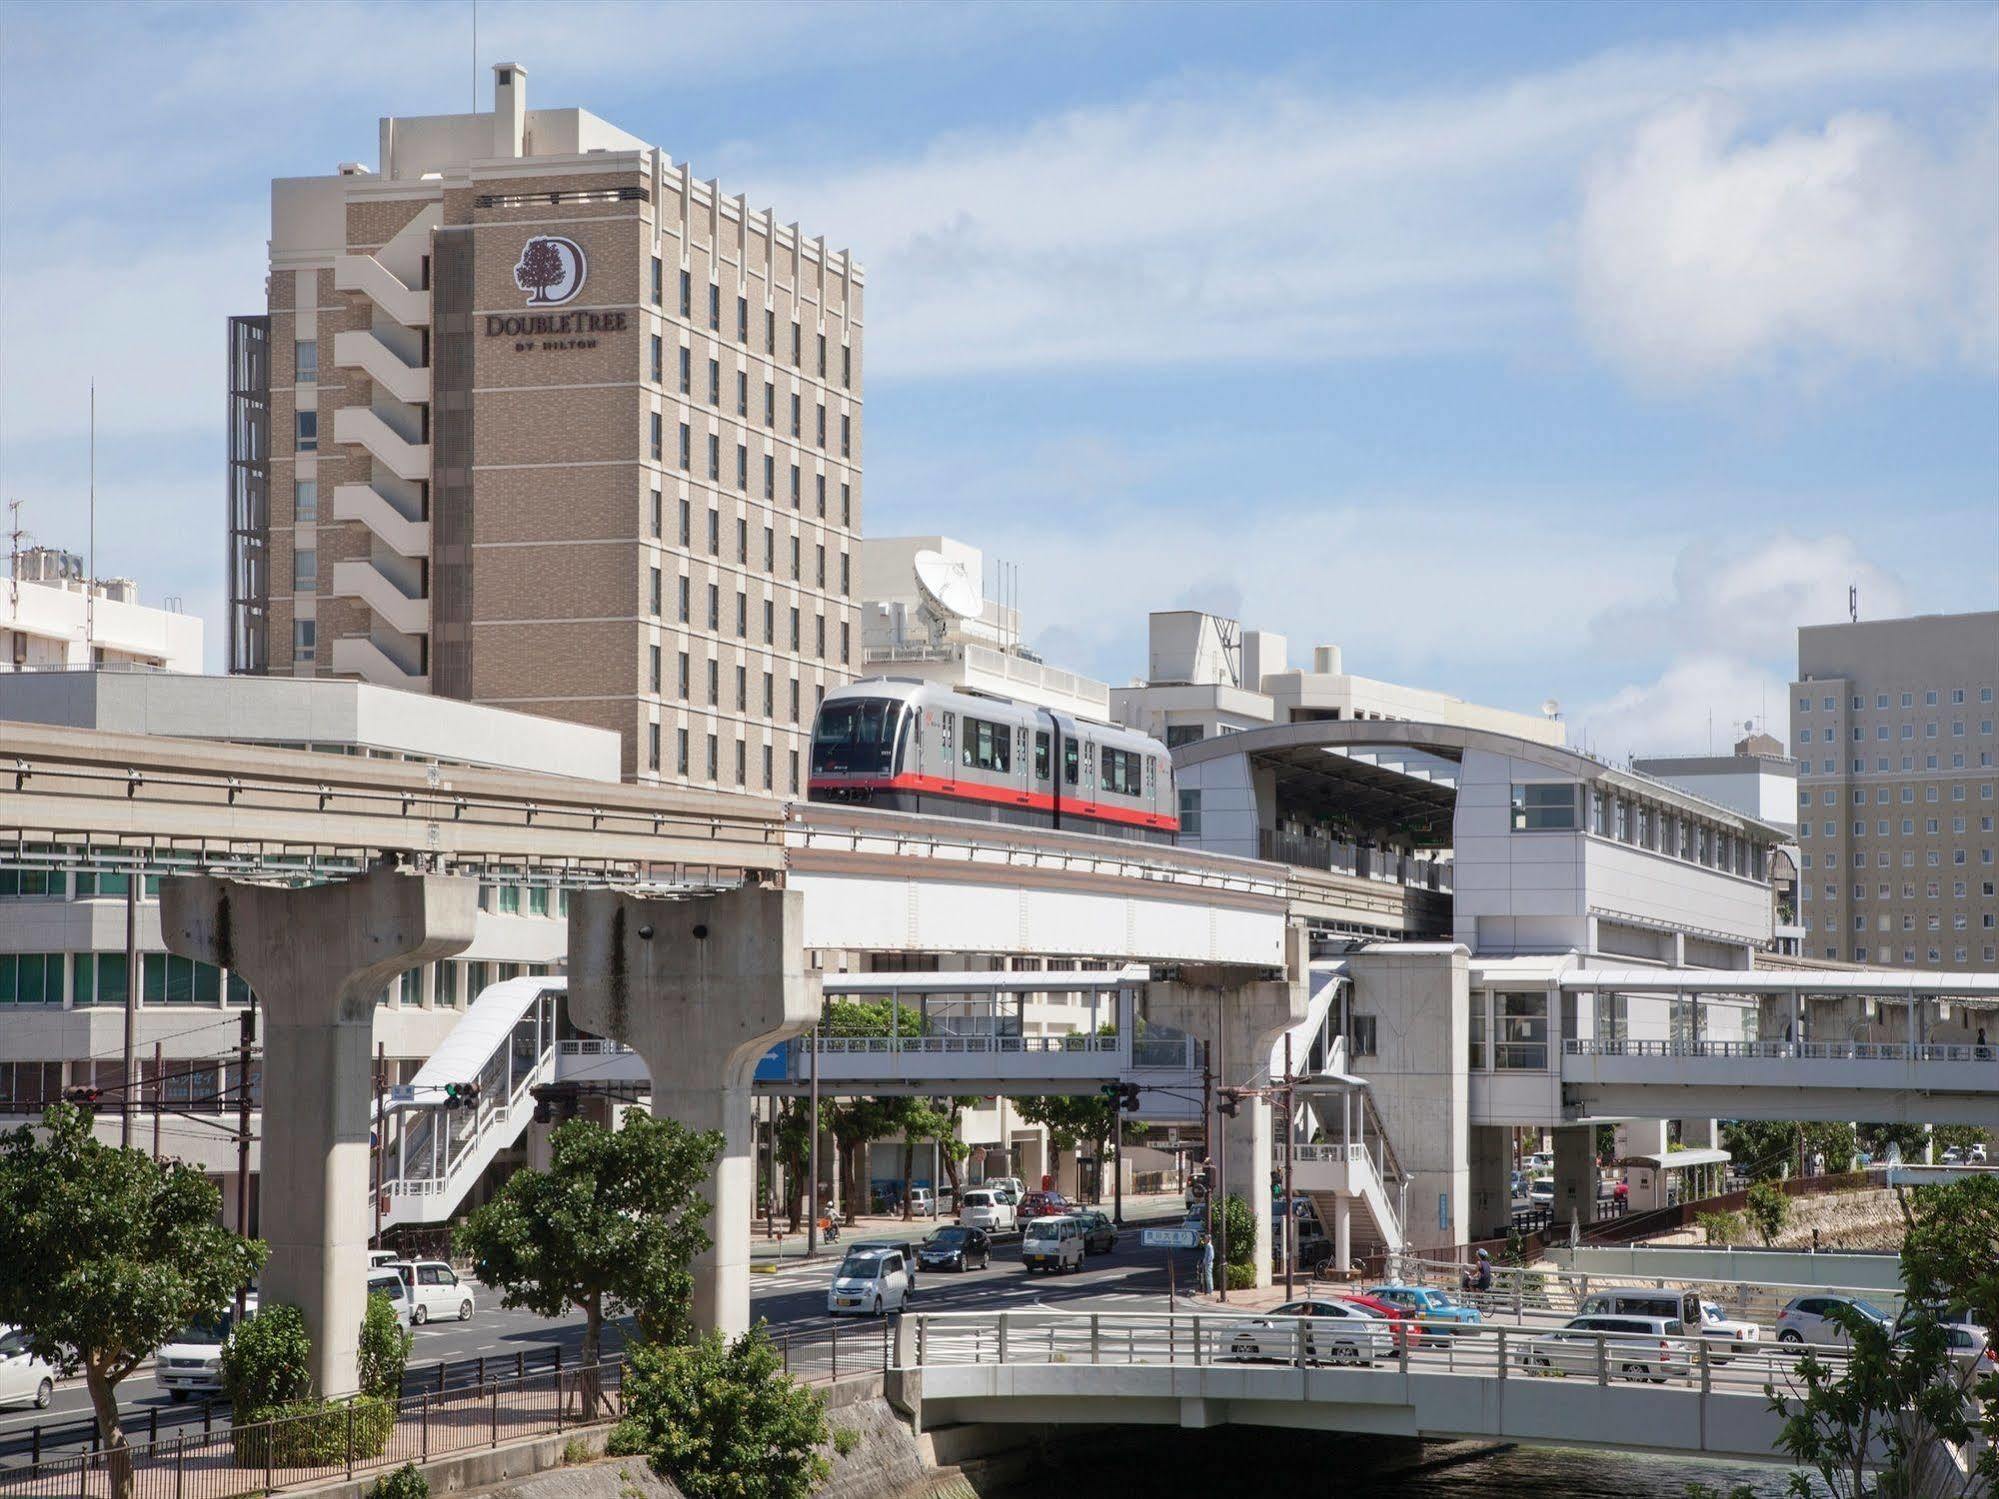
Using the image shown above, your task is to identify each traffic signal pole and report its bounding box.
[120,875,138,1149]
[235,1001,256,1321]
[372,1041,386,1251]
[1283,1032,1295,1302]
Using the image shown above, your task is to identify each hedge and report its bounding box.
[232,1395,396,1468]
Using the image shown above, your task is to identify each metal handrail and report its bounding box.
[1564,1037,1997,1063]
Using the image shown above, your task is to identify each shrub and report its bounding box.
[223,1304,313,1413]
[1745,1181,1790,1246]
[562,1439,593,1466]
[1697,1210,1747,1247]
[613,1329,828,1499]
[1214,1195,1256,1270]
[367,1463,429,1499]
[830,1427,860,1458]
[233,1395,395,1469]
[358,1293,411,1401]
[1225,1263,1257,1291]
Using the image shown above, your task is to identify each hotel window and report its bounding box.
[840,412,851,456]
[736,444,748,491]
[679,346,691,395]
[766,307,776,353]
[706,733,718,779]
[763,744,773,790]
[680,269,691,318]
[763,598,774,643]
[839,553,850,595]
[676,728,689,776]
[1510,783,1578,831]
[648,722,661,771]
[679,424,691,471]
[763,671,774,715]
[815,613,825,656]
[791,321,802,367]
[816,403,826,448]
[789,677,799,721]
[736,370,748,417]
[765,383,775,428]
[707,657,719,705]
[294,480,317,521]
[650,644,662,694]
[708,282,720,332]
[650,334,663,383]
[842,343,851,388]
[650,412,663,461]
[678,497,691,546]
[736,591,747,638]
[763,527,775,571]
[790,392,800,437]
[651,489,662,538]
[737,517,749,563]
[790,465,801,507]
[816,473,827,516]
[790,536,800,579]
[295,410,316,452]
[707,434,720,481]
[789,608,800,651]
[649,567,662,616]
[816,545,826,587]
[707,507,720,554]
[817,332,827,376]
[735,664,747,711]
[295,341,317,382]
[763,455,775,500]
[677,651,689,697]
[293,548,317,590]
[737,295,749,343]
[735,739,746,785]
[789,749,800,795]
[1494,992,1549,1070]
[708,358,720,407]
[840,620,850,664]
[677,575,689,622]
[652,255,663,306]
[294,618,316,663]
[707,584,720,630]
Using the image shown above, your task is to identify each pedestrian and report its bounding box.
[1978,1026,1988,1061]
[1197,1232,1215,1296]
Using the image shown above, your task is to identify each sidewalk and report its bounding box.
[747,1189,1189,1263]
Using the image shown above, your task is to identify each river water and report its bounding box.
[1338,1443,1794,1497]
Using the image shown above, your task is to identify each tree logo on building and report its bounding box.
[513,235,587,306]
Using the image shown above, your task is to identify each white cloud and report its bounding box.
[1576,97,1999,383]
[1573,531,1906,761]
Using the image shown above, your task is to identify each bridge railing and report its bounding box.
[903,1308,1839,1397]
[1563,1037,1998,1064]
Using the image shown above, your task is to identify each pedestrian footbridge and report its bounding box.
[893,1310,1793,1464]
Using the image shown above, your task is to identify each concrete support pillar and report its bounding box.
[566,886,818,1337]
[1676,1118,1721,1150]
[1469,1125,1511,1241]
[1553,1125,1599,1231]
[1333,1194,1352,1273]
[1615,1119,1669,1158]
[161,865,476,1397]
[1143,926,1307,1291]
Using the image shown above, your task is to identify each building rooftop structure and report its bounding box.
[4,544,202,674]
[0,670,622,780]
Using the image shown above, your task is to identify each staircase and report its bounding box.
[378,979,560,1230]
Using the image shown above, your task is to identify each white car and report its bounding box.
[1698,1301,1763,1362]
[366,1271,414,1329]
[1775,1294,1891,1348]
[826,1244,913,1317]
[1220,1299,1395,1366]
[393,1260,475,1325]
[958,1188,1018,1233]
[1517,1314,1692,1383]
[985,1177,1025,1203]
[0,1326,56,1410]
[157,1299,256,1404]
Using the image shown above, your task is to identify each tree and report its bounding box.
[514,238,565,302]
[1723,1120,1857,1181]
[0,1103,265,1499]
[223,1303,313,1412]
[1014,1092,1120,1202]
[1767,1175,1999,1498]
[459,1110,719,1417]
[1858,1122,1929,1163]
[611,1327,829,1499]
[357,1292,410,1401]
[1745,1180,1790,1247]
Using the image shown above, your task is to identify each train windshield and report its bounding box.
[813,698,903,775]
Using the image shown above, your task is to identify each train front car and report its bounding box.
[808,680,1180,844]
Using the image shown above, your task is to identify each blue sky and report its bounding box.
[1,0,1993,758]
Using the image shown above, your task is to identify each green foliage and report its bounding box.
[1858,1122,1928,1162]
[561,1439,593,1466]
[1683,1485,1756,1499]
[460,1110,720,1351]
[223,1304,313,1412]
[1745,1181,1790,1247]
[0,1101,266,1493]
[830,1426,860,1458]
[1696,1210,1748,1247]
[233,1396,395,1468]
[1213,1194,1256,1270]
[612,1328,829,1499]
[1501,1226,1529,1268]
[367,1463,429,1499]
[1933,1125,1991,1157]
[357,1292,411,1401]
[1224,1263,1258,1291]
[1722,1120,1856,1181]
[1767,1175,1999,1499]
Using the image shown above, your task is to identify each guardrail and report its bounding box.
[1564,1038,1999,1063]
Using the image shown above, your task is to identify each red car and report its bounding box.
[1017,1191,1071,1220]
[1325,1291,1416,1349]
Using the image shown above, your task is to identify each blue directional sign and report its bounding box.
[1142,1227,1200,1249]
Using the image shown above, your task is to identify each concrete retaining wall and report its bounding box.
[1552,1243,1901,1291]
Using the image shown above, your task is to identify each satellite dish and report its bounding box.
[912,549,981,641]
[1541,699,1561,720]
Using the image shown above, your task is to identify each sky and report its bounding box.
[0,0,1993,761]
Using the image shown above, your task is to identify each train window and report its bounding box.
[1101,747,1143,797]
[1063,737,1079,786]
[1034,731,1051,781]
[962,717,1011,773]
[811,698,899,775]
[942,713,956,754]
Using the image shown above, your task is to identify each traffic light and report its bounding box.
[63,1086,103,1106]
[443,1082,480,1110]
[1098,1084,1122,1101]
[1119,1083,1142,1112]
[1217,1087,1241,1119]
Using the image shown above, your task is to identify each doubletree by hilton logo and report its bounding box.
[512,235,587,305]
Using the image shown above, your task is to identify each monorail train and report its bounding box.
[808,679,1179,843]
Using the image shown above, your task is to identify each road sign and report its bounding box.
[1142,1227,1199,1249]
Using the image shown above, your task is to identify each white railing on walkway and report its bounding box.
[812,1033,1122,1056]
[1564,1037,1999,1063]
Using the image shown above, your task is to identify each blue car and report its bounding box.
[1366,1285,1484,1342]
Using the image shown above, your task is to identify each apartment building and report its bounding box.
[1790,610,1999,967]
[4,545,201,673]
[230,64,863,791]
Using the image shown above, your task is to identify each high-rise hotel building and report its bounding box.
[229,65,864,790]
[1791,609,1999,968]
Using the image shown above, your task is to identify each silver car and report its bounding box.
[1775,1295,1890,1348]
[1517,1314,1692,1383]
[1221,1299,1395,1366]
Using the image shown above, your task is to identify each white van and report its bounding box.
[390,1260,475,1325]
[1578,1288,1703,1327]
[157,1298,257,1403]
[826,1244,914,1317]
[959,1188,1018,1233]
[1021,1215,1085,1274]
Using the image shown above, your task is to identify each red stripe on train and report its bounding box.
[810,773,1178,832]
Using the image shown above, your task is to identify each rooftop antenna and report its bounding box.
[912,547,979,650]
[6,499,27,614]
[86,381,96,664]
[471,0,478,112]
[1849,584,1858,624]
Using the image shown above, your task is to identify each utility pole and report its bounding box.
[806,1024,820,1257]
[120,875,137,1148]
[373,1041,387,1250]
[151,1041,163,1160]
[1202,1049,1221,1303]
[1283,1032,1296,1302]
[235,999,256,1322]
